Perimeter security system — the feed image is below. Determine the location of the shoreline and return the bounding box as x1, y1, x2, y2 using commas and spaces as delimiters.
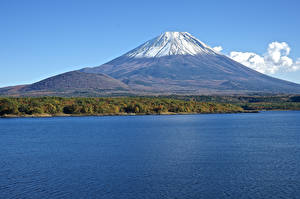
0, 110, 259, 118
3, 109, 300, 118
1, 96, 299, 118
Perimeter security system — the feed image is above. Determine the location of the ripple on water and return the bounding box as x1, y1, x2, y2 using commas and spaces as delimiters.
0, 112, 300, 198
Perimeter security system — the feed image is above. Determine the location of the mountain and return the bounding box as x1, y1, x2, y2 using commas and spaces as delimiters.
1, 31, 300, 96
81, 32, 300, 94
0, 71, 129, 96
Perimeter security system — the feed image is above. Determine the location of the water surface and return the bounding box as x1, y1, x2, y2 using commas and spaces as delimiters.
1, 111, 300, 199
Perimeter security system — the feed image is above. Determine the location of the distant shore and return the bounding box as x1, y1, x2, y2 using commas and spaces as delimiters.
0, 97, 247, 118
1, 96, 299, 118
1, 110, 261, 118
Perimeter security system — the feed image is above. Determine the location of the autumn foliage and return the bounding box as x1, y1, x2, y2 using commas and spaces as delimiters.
0, 97, 244, 116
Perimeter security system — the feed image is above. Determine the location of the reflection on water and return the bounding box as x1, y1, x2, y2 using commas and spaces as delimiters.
0, 111, 300, 199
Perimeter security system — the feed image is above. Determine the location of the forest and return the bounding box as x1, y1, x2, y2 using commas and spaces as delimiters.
0, 97, 245, 117
168, 95, 300, 111
1, 95, 300, 117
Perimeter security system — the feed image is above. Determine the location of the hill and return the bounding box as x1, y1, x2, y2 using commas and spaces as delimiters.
0, 71, 129, 96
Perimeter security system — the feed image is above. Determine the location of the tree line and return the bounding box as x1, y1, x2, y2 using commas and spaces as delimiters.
0, 97, 244, 116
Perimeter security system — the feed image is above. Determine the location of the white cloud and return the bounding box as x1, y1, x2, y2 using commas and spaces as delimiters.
229, 51, 271, 73
216, 42, 300, 74
213, 46, 223, 52
266, 42, 290, 63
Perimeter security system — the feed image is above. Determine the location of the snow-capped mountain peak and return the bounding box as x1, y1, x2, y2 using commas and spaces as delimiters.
125, 31, 217, 58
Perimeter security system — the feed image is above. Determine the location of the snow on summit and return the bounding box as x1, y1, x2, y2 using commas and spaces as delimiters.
125, 32, 217, 58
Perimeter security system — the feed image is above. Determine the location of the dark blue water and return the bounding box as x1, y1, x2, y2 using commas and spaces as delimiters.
1, 111, 300, 199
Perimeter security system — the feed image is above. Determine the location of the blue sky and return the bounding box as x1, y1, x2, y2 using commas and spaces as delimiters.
1, 0, 300, 87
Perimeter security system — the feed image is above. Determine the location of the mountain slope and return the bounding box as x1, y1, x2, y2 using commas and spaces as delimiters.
125, 32, 216, 58
24, 71, 128, 91
81, 32, 300, 94
0, 71, 129, 96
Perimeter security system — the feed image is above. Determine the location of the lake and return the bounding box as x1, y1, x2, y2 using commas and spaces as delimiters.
1, 111, 300, 199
